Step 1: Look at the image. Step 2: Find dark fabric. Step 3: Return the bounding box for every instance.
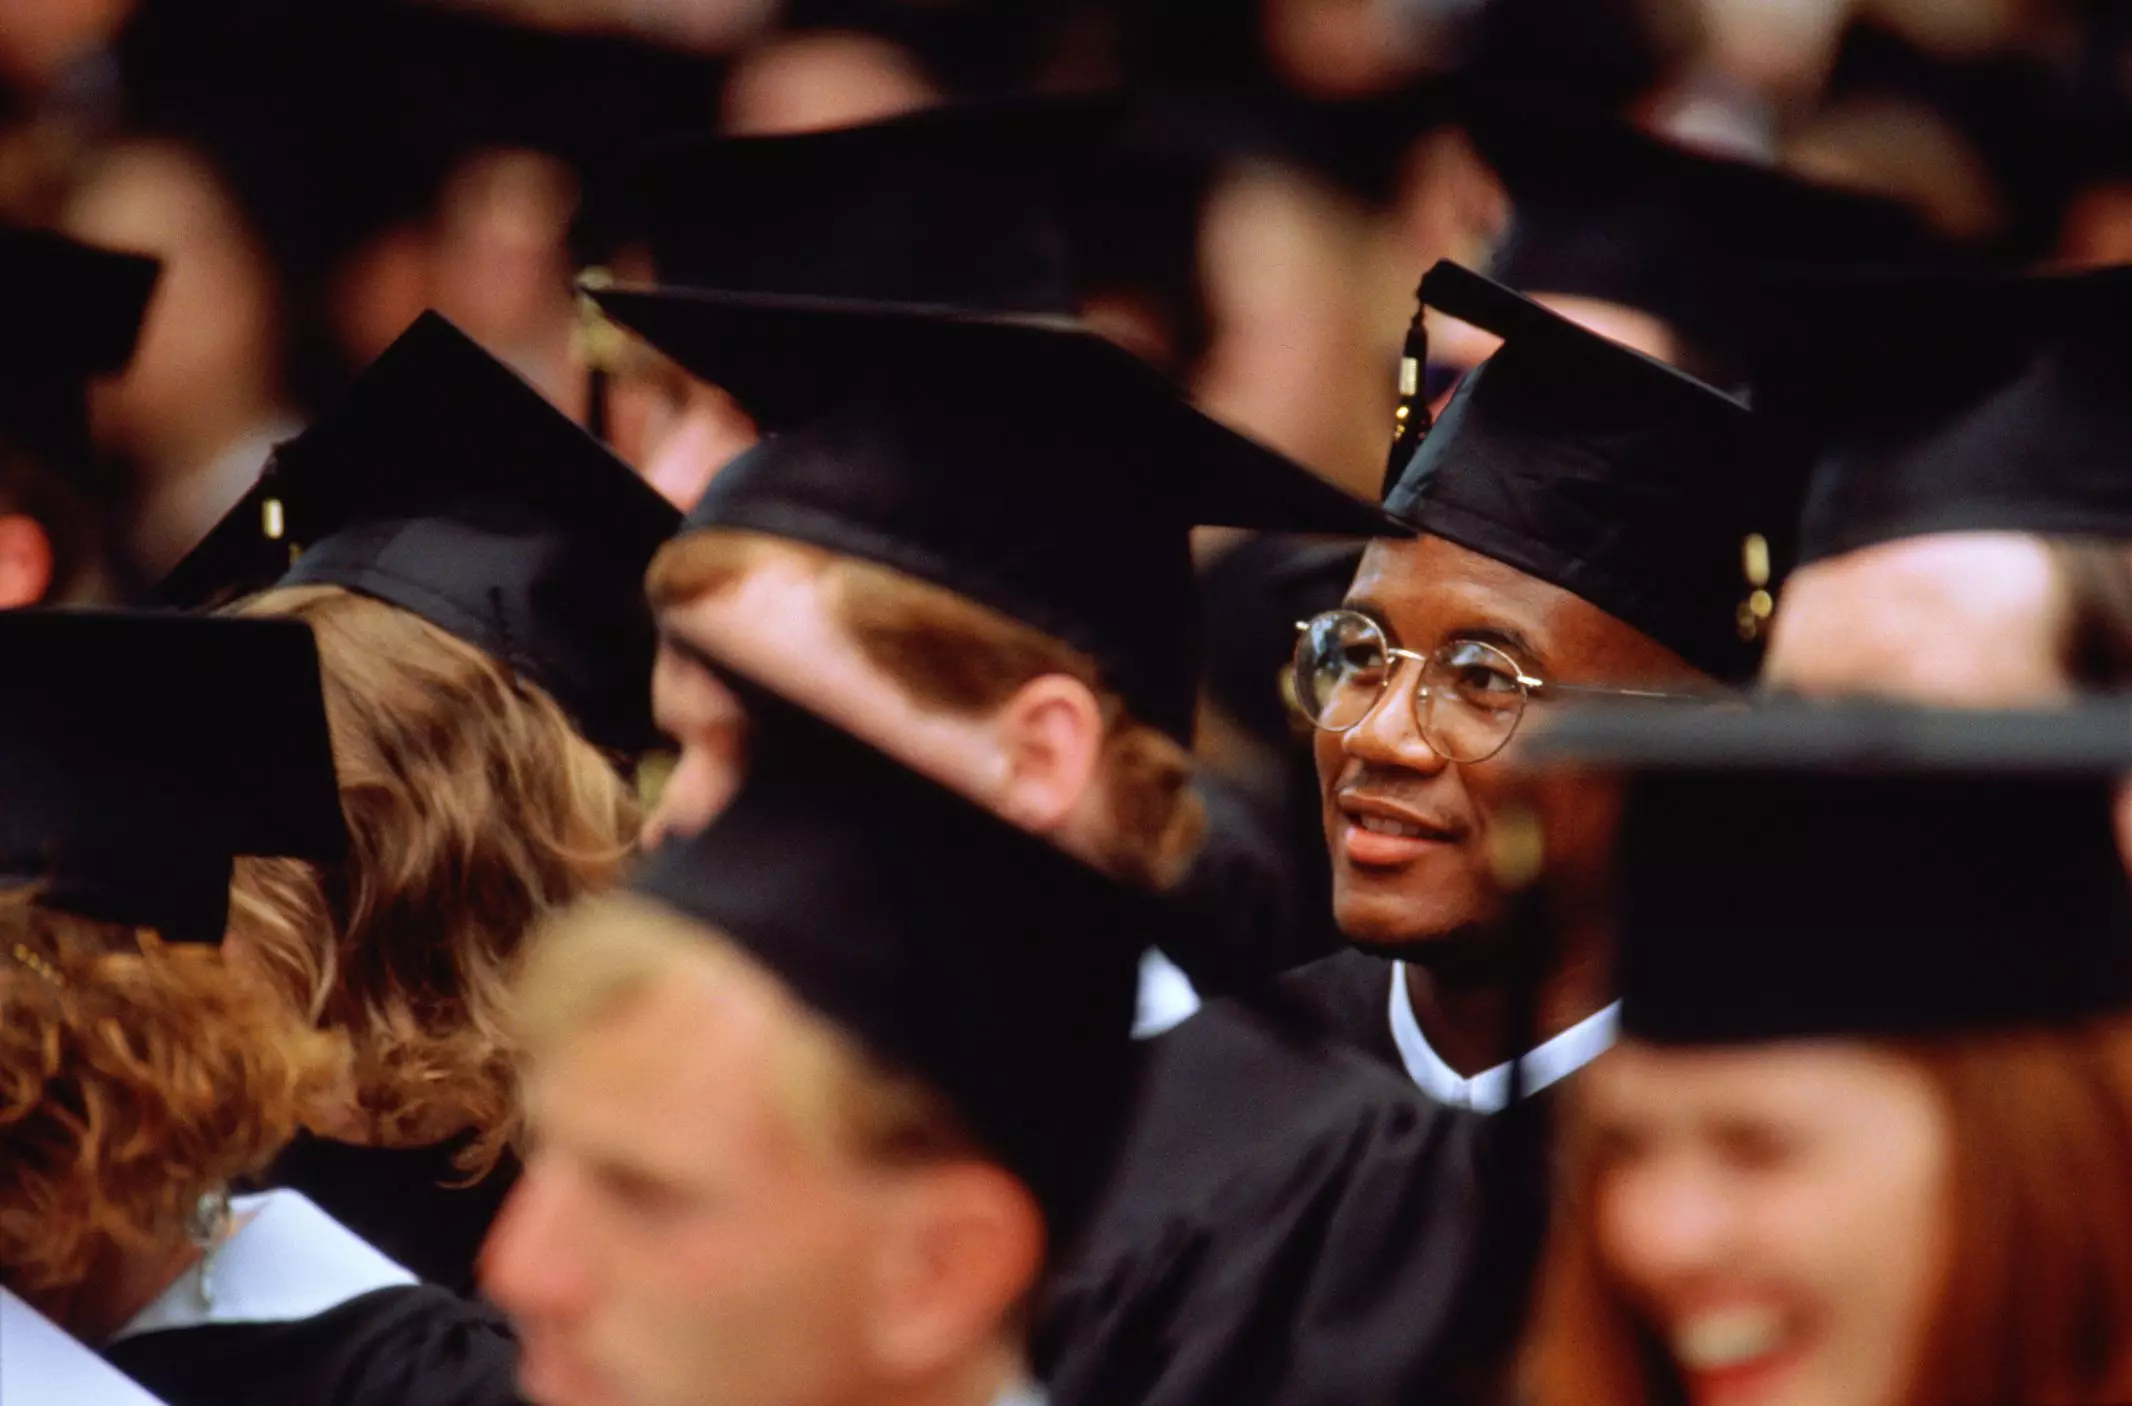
[0,612,344,944]
[1037,998,1512,1406]
[105,1285,524,1406]
[1466,93,1946,379]
[1618,768,2132,1043]
[0,225,159,470]
[1164,776,1342,992]
[1389,262,1793,683]
[266,1136,520,1298]
[1767,266,2132,562]
[590,285,1396,745]
[1279,949,1405,1076]
[159,312,678,758]
[632,653,1156,1250]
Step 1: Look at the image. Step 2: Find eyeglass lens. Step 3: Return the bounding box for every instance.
[1292,612,1531,763]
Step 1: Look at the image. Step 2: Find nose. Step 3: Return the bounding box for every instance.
[482,1165,595,1327]
[1339,657,1449,776]
[1598,1155,1740,1300]
[641,749,732,850]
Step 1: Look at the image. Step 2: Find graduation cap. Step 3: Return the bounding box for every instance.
[605,93,1121,306]
[590,284,1397,742]
[1524,698,2132,1042]
[0,225,160,469]
[1387,261,1794,682]
[1759,264,2132,564]
[631,648,1159,1251]
[160,312,680,757]
[1465,96,1947,379]
[0,610,346,945]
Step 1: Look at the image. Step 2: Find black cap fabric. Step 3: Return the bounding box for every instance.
[592,284,1397,741]
[1526,698,2132,1043]
[611,94,1120,308]
[631,651,1156,1251]
[0,226,161,468]
[160,312,679,757]
[1468,98,1944,377]
[1388,261,1793,682]
[1761,265,2132,563]
[0,610,345,944]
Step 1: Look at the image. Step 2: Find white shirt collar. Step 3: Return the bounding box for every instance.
[108,1189,417,1343]
[2,1290,169,1404]
[1133,948,1201,1039]
[1387,960,1619,1112]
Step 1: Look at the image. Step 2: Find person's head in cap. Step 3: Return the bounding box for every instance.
[161,311,675,1188]
[1762,265,2132,708]
[1459,96,1948,385]
[0,609,346,1341]
[590,281,1390,901]
[1297,260,1793,1069]
[1518,700,2132,1406]
[0,224,158,607]
[485,658,1155,1406]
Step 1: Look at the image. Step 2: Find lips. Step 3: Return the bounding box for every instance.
[1671,1305,1803,1406]
[1334,793,1464,867]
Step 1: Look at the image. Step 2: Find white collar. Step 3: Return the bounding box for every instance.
[1387,961,1619,1112]
[108,1189,417,1343]
[1,1290,170,1404]
[1133,948,1201,1039]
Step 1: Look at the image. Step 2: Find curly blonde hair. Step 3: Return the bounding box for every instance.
[227,586,639,1174]
[0,890,344,1294]
[646,530,1206,891]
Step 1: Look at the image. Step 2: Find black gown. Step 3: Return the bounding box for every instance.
[1036,995,1506,1406]
[101,1189,523,1406]
[1281,947,1406,1074]
[267,1133,521,1295]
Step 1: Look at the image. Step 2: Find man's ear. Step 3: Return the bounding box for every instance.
[858,1162,1045,1381]
[0,514,54,609]
[991,674,1105,834]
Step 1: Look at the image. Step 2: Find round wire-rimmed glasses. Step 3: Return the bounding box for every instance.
[1290,609,1702,763]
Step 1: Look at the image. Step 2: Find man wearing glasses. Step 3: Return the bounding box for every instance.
[1283,260,1798,1108]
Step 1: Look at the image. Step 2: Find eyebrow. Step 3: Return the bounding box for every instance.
[1339,598,1549,674]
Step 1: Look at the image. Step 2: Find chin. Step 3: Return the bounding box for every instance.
[1331,871,1494,959]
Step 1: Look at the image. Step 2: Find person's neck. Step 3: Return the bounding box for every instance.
[868,1340,1027,1406]
[1398,927,1613,1080]
[18,1235,204,1346]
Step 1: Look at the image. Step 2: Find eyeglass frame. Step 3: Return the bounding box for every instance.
[1290,610,1707,763]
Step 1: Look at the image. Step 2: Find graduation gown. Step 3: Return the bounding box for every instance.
[102,1189,523,1406]
[1280,947,1405,1074]
[3,1290,170,1405]
[1035,996,1503,1406]
[267,1132,520,1295]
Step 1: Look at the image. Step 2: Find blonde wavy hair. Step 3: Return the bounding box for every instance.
[227,586,639,1174]
[0,889,344,1294]
[647,530,1206,890]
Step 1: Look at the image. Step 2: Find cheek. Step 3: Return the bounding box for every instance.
[1312,730,1349,800]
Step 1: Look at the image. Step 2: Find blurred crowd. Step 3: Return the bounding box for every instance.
[9,0,2132,600]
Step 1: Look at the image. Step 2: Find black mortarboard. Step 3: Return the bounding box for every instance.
[1760,265,2132,564]
[0,226,160,469]
[631,649,1155,1251]
[1526,699,2132,1043]
[1467,98,1947,379]
[591,285,1397,742]
[0,610,345,944]
[159,312,680,757]
[1387,261,1793,682]
[608,93,1119,306]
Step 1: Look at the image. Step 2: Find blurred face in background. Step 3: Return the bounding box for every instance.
[722,32,938,137]
[1580,1039,1950,1406]
[61,140,280,468]
[1764,533,2072,706]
